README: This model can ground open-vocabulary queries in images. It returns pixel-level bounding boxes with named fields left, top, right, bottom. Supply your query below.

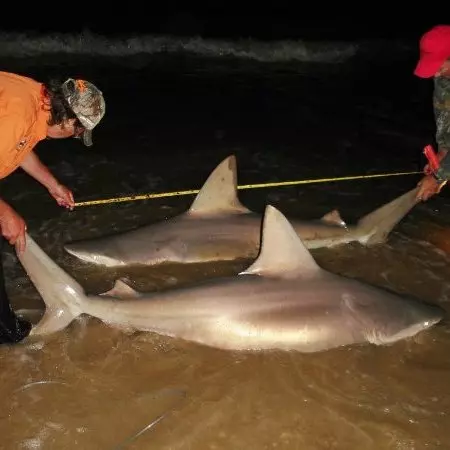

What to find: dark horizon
left=1, top=10, right=443, bottom=41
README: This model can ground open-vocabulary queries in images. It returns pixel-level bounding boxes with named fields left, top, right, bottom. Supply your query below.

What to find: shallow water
left=1, top=50, right=450, bottom=449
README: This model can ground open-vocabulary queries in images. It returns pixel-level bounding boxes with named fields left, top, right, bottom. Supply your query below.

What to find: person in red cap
left=414, top=25, right=450, bottom=201
left=0, top=71, right=105, bottom=344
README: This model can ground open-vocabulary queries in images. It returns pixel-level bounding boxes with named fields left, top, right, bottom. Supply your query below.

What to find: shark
left=64, top=155, right=420, bottom=268
left=17, top=205, right=444, bottom=353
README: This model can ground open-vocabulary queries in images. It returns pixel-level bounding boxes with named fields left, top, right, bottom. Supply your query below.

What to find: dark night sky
left=0, top=7, right=443, bottom=41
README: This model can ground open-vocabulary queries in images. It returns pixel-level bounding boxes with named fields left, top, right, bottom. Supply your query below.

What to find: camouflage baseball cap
left=62, top=78, right=105, bottom=147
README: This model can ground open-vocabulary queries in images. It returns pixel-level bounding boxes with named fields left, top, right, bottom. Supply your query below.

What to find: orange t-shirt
left=0, top=71, right=50, bottom=179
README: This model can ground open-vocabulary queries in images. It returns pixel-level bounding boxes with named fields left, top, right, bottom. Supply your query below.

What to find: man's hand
left=0, top=204, right=27, bottom=254
left=416, top=175, right=445, bottom=201
left=424, top=149, right=448, bottom=175
left=19, top=151, right=75, bottom=210
left=48, top=184, right=75, bottom=210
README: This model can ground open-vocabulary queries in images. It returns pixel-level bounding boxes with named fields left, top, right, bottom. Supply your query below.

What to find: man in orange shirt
left=0, top=71, right=105, bottom=344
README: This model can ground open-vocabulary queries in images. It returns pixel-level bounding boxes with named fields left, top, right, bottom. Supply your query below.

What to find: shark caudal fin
left=356, top=186, right=420, bottom=246
left=16, top=233, right=86, bottom=336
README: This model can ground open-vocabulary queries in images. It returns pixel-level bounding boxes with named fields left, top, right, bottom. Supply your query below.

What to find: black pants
left=0, top=237, right=31, bottom=343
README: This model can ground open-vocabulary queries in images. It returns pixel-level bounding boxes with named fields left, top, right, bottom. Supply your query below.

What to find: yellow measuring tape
left=74, top=170, right=422, bottom=207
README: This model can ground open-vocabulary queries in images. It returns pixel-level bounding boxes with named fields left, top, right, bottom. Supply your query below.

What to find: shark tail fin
left=356, top=186, right=420, bottom=246
left=16, top=233, right=86, bottom=336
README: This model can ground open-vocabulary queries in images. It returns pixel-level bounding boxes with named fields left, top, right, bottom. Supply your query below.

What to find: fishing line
left=74, top=170, right=421, bottom=207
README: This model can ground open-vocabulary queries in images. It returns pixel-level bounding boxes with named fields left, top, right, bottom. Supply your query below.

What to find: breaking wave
left=0, top=30, right=416, bottom=64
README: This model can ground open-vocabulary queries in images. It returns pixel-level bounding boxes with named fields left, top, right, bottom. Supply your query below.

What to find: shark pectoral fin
left=320, top=209, right=347, bottom=228
left=356, top=186, right=420, bottom=245
left=240, top=205, right=322, bottom=279
left=100, top=278, right=142, bottom=299
left=188, top=155, right=251, bottom=215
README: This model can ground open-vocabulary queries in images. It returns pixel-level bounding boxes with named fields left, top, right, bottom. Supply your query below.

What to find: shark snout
left=394, top=302, right=446, bottom=343
left=421, top=304, right=446, bottom=329
left=64, top=243, right=123, bottom=267
left=64, top=243, right=92, bottom=261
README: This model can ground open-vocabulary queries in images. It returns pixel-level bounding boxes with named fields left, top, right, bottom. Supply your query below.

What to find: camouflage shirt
left=434, top=76, right=450, bottom=178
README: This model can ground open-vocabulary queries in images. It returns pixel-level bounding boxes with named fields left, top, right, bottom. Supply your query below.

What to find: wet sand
left=0, top=54, right=449, bottom=449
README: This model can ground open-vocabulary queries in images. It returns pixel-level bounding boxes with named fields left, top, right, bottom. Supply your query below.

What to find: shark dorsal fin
left=240, top=205, right=321, bottom=279
left=321, top=209, right=347, bottom=227
left=188, top=155, right=250, bottom=215
left=100, top=278, right=141, bottom=299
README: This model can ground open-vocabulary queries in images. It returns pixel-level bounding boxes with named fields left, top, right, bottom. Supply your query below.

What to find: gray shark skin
left=17, top=205, right=444, bottom=353
left=63, top=156, right=421, bottom=268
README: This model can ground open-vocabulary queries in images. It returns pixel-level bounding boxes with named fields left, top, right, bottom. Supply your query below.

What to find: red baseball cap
left=414, top=25, right=450, bottom=78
